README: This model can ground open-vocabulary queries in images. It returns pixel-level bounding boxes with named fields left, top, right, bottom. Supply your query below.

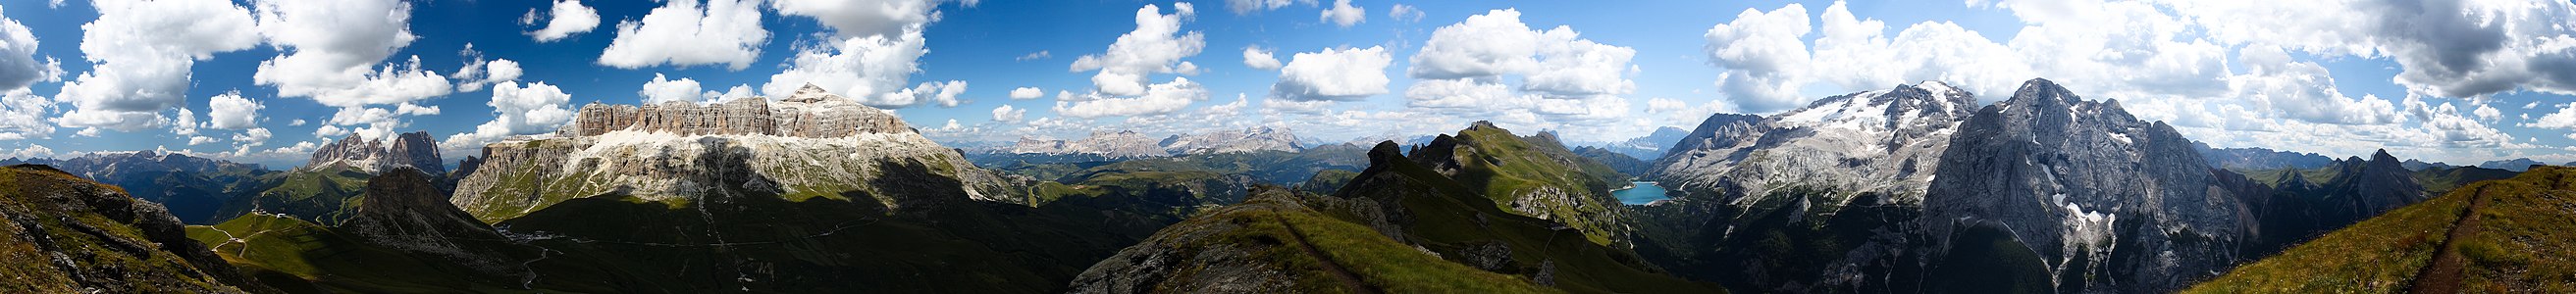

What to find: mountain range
left=1, top=78, right=2557, bottom=293
left=1005, top=126, right=1304, bottom=160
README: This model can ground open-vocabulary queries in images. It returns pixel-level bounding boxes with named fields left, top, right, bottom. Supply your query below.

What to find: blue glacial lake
left=1611, top=181, right=1670, bottom=205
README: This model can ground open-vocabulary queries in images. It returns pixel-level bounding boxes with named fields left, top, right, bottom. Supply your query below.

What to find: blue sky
left=0, top=0, right=2571, bottom=168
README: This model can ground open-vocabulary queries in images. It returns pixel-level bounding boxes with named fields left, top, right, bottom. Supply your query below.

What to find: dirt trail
left=2408, top=185, right=2492, bottom=294
left=1273, top=211, right=1383, bottom=294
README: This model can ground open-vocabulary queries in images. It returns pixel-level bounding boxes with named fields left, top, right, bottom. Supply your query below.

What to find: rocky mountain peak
left=304, top=131, right=444, bottom=174
left=2007, top=77, right=2077, bottom=105
left=1916, top=77, right=2256, bottom=293
left=342, top=167, right=523, bottom=273
left=783, top=82, right=839, bottom=103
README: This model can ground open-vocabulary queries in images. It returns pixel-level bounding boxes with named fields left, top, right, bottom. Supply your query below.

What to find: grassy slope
left=1343, top=141, right=1724, bottom=293
left=1152, top=189, right=1557, bottom=293
left=1434, top=125, right=1632, bottom=244
left=185, top=213, right=639, bottom=293
left=2191, top=166, right=2576, bottom=293
left=0, top=165, right=253, bottom=293
left=208, top=167, right=373, bottom=225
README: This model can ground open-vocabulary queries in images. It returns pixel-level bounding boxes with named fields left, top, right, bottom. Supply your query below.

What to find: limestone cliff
left=451, top=83, right=1015, bottom=222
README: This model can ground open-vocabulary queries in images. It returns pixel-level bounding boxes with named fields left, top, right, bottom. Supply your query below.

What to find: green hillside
left=2192, top=166, right=2576, bottom=293
left=1336, top=139, right=1720, bottom=293
left=0, top=165, right=268, bottom=293
left=1072, top=186, right=1556, bottom=293
left=1407, top=122, right=1633, bottom=244
left=208, top=167, right=376, bottom=225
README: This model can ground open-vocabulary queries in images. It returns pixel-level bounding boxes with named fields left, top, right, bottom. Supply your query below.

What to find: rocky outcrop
left=1910, top=78, right=2259, bottom=293
left=304, top=131, right=445, bottom=175
left=340, top=168, right=531, bottom=274
left=451, top=84, right=1015, bottom=222
left=0, top=165, right=267, bottom=293
left=557, top=84, right=911, bottom=138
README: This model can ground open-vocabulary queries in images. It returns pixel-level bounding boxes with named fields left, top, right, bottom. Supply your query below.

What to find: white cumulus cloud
left=526, top=0, right=602, bottom=42
left=206, top=92, right=262, bottom=129
left=1398, top=9, right=1643, bottom=132
left=1320, top=0, right=1364, bottom=27
left=444, top=81, right=575, bottom=151
left=1010, top=86, right=1043, bottom=99
left=763, top=0, right=973, bottom=109
left=991, top=104, right=1025, bottom=122
left=1272, top=46, right=1391, bottom=101
left=54, top=0, right=261, bottom=132
left=598, top=0, right=769, bottom=70
left=1056, top=77, right=1208, bottom=119
left=1071, top=3, right=1204, bottom=97
left=640, top=74, right=709, bottom=104
left=251, top=0, right=449, bottom=108
left=1242, top=46, right=1282, bottom=71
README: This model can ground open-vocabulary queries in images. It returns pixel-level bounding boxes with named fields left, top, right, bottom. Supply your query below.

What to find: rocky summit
left=305, top=131, right=446, bottom=174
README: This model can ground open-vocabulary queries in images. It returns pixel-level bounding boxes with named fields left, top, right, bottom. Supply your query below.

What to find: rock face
left=1911, top=78, right=2258, bottom=293
left=305, top=131, right=446, bottom=174
left=451, top=84, right=1015, bottom=222
left=557, top=83, right=911, bottom=138
left=0, top=165, right=266, bottom=293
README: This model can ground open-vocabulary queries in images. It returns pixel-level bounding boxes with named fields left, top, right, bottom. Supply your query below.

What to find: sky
left=0, top=0, right=2571, bottom=168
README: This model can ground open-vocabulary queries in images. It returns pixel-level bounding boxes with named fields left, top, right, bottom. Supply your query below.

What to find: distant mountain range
left=0, top=151, right=274, bottom=223
left=2475, top=158, right=2550, bottom=172
left=2197, top=143, right=2338, bottom=171
left=1004, top=126, right=1304, bottom=159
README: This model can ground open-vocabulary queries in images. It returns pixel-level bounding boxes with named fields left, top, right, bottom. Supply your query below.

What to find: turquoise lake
left=1611, top=181, right=1670, bottom=205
